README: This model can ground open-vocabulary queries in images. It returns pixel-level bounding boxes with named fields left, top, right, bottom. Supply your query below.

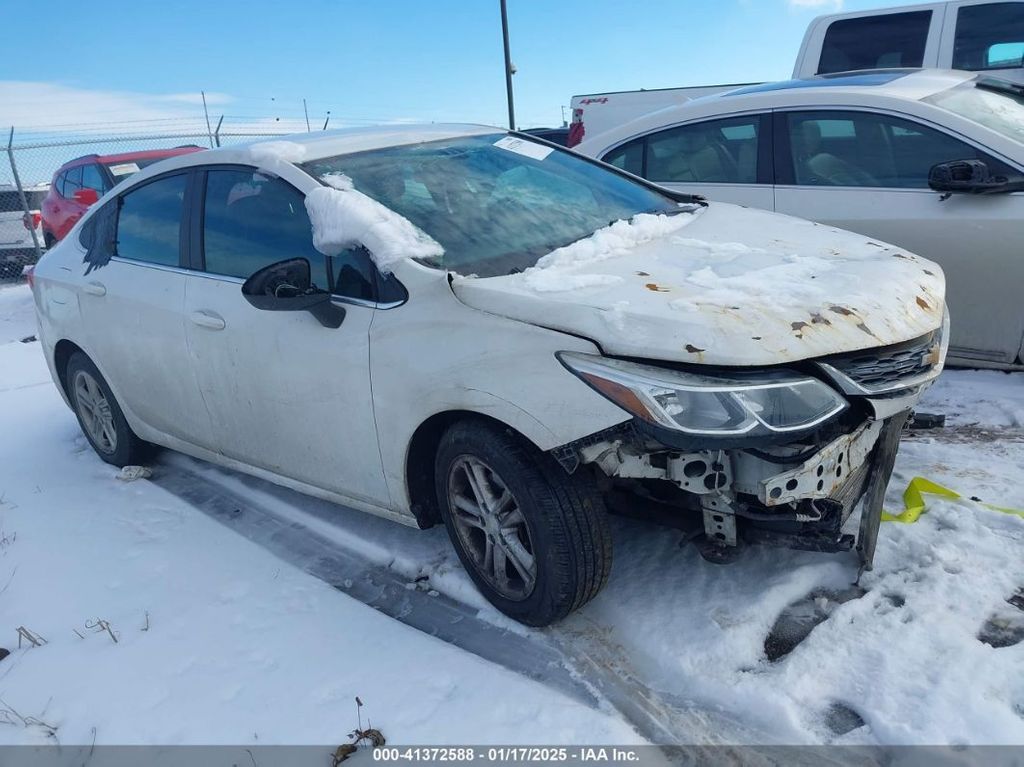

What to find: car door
left=75, top=171, right=216, bottom=448
left=772, top=108, right=1024, bottom=365
left=600, top=113, right=774, bottom=210
left=182, top=165, right=391, bottom=507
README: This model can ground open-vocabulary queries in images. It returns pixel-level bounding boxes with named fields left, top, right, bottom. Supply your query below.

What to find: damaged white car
left=30, top=125, right=948, bottom=626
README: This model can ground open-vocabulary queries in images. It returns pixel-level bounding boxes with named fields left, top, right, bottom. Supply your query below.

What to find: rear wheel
left=66, top=352, right=152, bottom=467
left=435, top=420, right=612, bottom=626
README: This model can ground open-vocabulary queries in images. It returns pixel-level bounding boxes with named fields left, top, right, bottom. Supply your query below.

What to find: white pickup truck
left=568, top=0, right=1024, bottom=145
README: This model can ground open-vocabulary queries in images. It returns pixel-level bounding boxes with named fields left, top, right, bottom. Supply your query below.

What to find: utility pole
left=303, top=98, right=311, bottom=132
left=500, top=0, right=516, bottom=130
left=201, top=91, right=214, bottom=148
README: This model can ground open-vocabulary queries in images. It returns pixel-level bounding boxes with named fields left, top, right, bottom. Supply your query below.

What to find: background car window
left=643, top=116, right=759, bottom=183
left=202, top=169, right=325, bottom=283
left=953, top=2, right=1024, bottom=70
left=602, top=139, right=645, bottom=176
left=82, top=164, right=107, bottom=194
left=817, top=11, right=931, bottom=74
left=63, top=166, right=83, bottom=199
left=784, top=111, right=1000, bottom=188
left=54, top=171, right=67, bottom=198
left=116, top=174, right=186, bottom=266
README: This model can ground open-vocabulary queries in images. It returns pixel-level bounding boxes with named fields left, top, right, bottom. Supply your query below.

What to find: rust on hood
left=645, top=283, right=670, bottom=292
left=916, top=296, right=931, bottom=311
left=829, top=305, right=856, bottom=317
left=810, top=312, right=832, bottom=326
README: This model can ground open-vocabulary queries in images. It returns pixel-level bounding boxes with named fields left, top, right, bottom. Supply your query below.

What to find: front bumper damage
left=555, top=409, right=911, bottom=569
left=551, top=329, right=945, bottom=568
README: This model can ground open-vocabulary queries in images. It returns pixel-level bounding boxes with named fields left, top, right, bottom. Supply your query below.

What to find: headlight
left=559, top=352, right=848, bottom=437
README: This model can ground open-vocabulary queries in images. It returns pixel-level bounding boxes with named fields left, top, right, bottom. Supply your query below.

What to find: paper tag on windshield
left=108, top=163, right=140, bottom=176
left=493, top=136, right=553, bottom=161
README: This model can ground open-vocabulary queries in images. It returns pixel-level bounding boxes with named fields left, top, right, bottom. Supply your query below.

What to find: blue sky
left=2, top=0, right=903, bottom=135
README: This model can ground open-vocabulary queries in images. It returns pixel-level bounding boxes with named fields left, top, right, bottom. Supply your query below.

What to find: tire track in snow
left=150, top=453, right=764, bottom=748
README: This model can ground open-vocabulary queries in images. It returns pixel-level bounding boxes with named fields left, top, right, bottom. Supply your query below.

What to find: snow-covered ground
left=0, top=281, right=1022, bottom=746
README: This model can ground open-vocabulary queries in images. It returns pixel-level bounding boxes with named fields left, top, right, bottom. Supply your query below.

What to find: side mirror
left=73, top=188, right=100, bottom=206
left=241, top=258, right=346, bottom=329
left=928, top=159, right=1009, bottom=194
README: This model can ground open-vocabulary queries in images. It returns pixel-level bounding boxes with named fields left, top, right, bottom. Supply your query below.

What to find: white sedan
left=32, top=125, right=947, bottom=625
left=576, top=70, right=1024, bottom=369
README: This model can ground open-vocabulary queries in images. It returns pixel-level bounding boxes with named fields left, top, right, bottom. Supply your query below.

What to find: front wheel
left=435, top=420, right=612, bottom=626
left=66, top=352, right=152, bottom=467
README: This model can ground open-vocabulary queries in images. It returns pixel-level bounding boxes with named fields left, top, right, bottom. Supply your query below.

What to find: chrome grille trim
left=818, top=332, right=943, bottom=395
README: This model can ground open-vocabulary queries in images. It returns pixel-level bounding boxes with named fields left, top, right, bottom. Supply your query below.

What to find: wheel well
left=406, top=411, right=538, bottom=529
left=53, top=339, right=85, bottom=397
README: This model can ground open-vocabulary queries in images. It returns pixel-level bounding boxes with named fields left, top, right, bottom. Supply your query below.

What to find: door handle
left=83, top=281, right=106, bottom=296
left=189, top=310, right=226, bottom=330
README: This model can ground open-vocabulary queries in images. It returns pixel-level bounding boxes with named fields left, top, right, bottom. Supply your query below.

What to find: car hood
left=450, top=203, right=946, bottom=367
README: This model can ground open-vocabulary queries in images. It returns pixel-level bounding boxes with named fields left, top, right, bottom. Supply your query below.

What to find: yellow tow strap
left=881, top=476, right=1024, bottom=524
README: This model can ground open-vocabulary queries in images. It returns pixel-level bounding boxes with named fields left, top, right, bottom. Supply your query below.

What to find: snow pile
left=0, top=283, right=36, bottom=344
left=247, top=140, right=308, bottom=165
left=304, top=173, right=443, bottom=273
left=520, top=209, right=701, bottom=293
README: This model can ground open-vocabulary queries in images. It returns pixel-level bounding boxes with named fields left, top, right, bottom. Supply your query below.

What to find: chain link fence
left=2, top=127, right=291, bottom=282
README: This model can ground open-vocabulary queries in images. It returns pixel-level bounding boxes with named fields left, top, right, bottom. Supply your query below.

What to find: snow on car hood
left=451, top=203, right=946, bottom=367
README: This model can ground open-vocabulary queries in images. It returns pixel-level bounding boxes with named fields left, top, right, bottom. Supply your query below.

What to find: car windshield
left=301, top=134, right=682, bottom=277
left=924, top=78, right=1024, bottom=145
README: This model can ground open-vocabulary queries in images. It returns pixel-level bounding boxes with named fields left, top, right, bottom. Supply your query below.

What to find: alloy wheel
left=446, top=455, right=537, bottom=600
left=73, top=370, right=118, bottom=454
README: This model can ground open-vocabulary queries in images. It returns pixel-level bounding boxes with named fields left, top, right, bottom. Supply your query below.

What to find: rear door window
left=201, top=168, right=327, bottom=282
left=644, top=116, right=761, bottom=183
left=116, top=174, right=187, bottom=266
left=953, top=2, right=1024, bottom=70
left=817, top=11, right=932, bottom=74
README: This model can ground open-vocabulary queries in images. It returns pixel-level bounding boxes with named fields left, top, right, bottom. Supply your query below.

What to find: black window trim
left=771, top=105, right=1024, bottom=188
left=599, top=111, right=775, bottom=186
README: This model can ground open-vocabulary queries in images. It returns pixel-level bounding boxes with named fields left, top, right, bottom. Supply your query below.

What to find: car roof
left=726, top=70, right=917, bottom=96
left=715, top=68, right=975, bottom=102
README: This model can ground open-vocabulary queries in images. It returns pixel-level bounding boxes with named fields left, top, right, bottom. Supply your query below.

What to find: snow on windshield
left=305, top=173, right=444, bottom=273
left=520, top=209, right=703, bottom=293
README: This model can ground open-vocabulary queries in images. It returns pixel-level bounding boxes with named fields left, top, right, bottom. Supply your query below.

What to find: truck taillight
left=22, top=212, right=41, bottom=230
left=567, top=108, right=585, bottom=148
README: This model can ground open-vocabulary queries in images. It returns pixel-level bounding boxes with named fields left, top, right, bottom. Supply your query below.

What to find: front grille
left=822, top=332, right=940, bottom=394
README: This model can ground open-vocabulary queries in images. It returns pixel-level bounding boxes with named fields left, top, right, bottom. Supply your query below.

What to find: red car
left=41, top=146, right=204, bottom=245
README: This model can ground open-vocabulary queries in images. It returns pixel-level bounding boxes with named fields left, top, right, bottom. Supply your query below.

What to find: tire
left=435, top=420, right=612, bottom=626
left=65, top=352, right=153, bottom=467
